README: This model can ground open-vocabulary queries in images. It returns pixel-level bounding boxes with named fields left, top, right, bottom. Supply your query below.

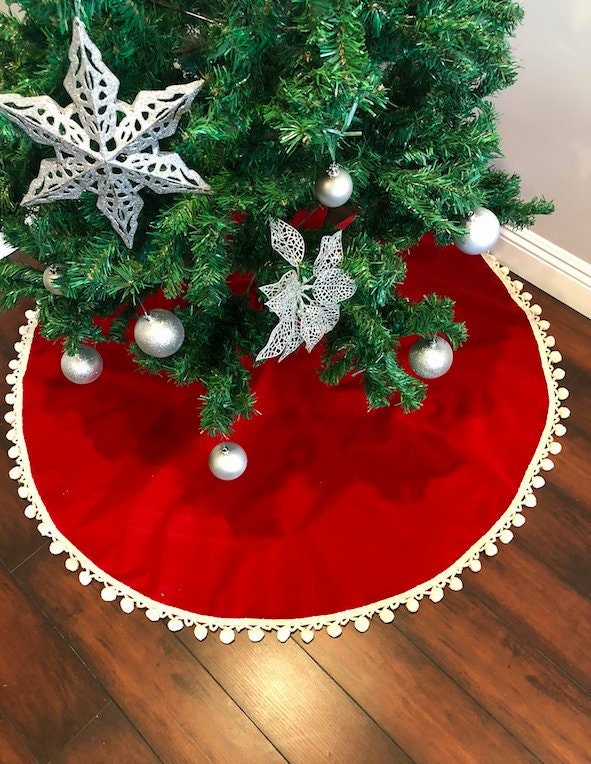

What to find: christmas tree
left=0, top=0, right=551, bottom=436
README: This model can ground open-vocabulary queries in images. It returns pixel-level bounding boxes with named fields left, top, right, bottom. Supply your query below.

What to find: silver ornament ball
left=314, top=164, right=353, bottom=208
left=134, top=309, right=185, bottom=358
left=61, top=344, right=103, bottom=384
left=209, top=442, right=248, bottom=481
left=455, top=207, right=500, bottom=255
left=408, top=336, right=453, bottom=379
left=42, top=265, right=64, bottom=295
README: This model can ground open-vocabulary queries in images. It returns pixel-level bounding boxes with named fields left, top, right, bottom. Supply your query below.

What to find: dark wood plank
left=297, top=622, right=535, bottom=763
left=523, top=283, right=591, bottom=377
left=470, top=541, right=591, bottom=689
left=0, top=561, right=109, bottom=762
left=0, top=302, right=31, bottom=357
left=0, top=716, right=37, bottom=764
left=178, top=629, right=412, bottom=763
left=545, top=428, right=591, bottom=516
left=556, top=363, right=591, bottom=460
left=15, top=548, right=286, bottom=764
left=0, top=445, right=46, bottom=570
left=518, top=483, right=591, bottom=597
left=52, top=702, right=161, bottom=764
left=394, top=588, right=591, bottom=762
left=0, top=304, right=48, bottom=570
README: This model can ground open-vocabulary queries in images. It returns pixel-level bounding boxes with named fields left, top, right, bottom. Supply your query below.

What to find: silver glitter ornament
left=0, top=17, right=210, bottom=248
left=134, top=309, right=185, bottom=358
left=455, top=207, right=500, bottom=255
left=314, top=164, right=353, bottom=208
left=61, top=344, right=103, bottom=384
left=42, top=264, right=64, bottom=295
left=208, top=442, right=248, bottom=481
left=408, top=336, right=453, bottom=379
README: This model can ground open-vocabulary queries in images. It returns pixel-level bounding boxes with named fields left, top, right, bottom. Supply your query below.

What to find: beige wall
left=496, top=0, right=591, bottom=262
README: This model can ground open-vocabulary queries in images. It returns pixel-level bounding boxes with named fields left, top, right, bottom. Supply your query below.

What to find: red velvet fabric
left=21, top=238, right=549, bottom=619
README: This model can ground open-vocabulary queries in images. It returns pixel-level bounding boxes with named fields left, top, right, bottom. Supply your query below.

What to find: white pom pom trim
left=1, top=256, right=567, bottom=643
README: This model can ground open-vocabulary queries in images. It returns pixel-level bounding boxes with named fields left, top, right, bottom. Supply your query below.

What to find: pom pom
left=379, top=608, right=395, bottom=623
left=120, top=597, right=135, bottom=613
left=499, top=529, right=514, bottom=544
left=100, top=586, right=118, bottom=602
left=49, top=540, right=64, bottom=555
left=326, top=623, right=343, bottom=638
left=219, top=628, right=235, bottom=643
left=429, top=587, right=444, bottom=603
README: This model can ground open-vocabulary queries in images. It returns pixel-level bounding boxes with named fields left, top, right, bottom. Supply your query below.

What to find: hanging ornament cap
left=314, top=164, right=353, bottom=208
left=134, top=309, right=185, bottom=358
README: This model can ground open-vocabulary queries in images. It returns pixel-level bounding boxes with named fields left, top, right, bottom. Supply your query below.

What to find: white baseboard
left=494, top=227, right=591, bottom=320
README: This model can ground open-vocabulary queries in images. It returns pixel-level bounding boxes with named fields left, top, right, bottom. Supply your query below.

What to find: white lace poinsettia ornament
left=256, top=219, right=357, bottom=362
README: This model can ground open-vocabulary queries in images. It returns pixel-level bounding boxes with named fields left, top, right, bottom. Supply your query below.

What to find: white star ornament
left=0, top=17, right=210, bottom=248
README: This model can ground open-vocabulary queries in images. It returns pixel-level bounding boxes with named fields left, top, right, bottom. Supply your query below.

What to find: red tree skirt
left=5, top=240, right=569, bottom=642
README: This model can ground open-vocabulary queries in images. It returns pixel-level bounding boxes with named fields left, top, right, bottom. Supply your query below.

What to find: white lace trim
left=4, top=255, right=568, bottom=644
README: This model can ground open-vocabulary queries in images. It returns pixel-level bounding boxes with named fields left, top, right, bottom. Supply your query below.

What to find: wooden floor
left=0, top=280, right=589, bottom=764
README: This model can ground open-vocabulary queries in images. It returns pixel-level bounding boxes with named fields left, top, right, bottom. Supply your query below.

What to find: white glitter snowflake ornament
left=256, top=220, right=357, bottom=362
left=0, top=17, right=210, bottom=248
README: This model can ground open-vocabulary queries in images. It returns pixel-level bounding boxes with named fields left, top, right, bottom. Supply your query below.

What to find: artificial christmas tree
left=0, top=0, right=552, bottom=438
